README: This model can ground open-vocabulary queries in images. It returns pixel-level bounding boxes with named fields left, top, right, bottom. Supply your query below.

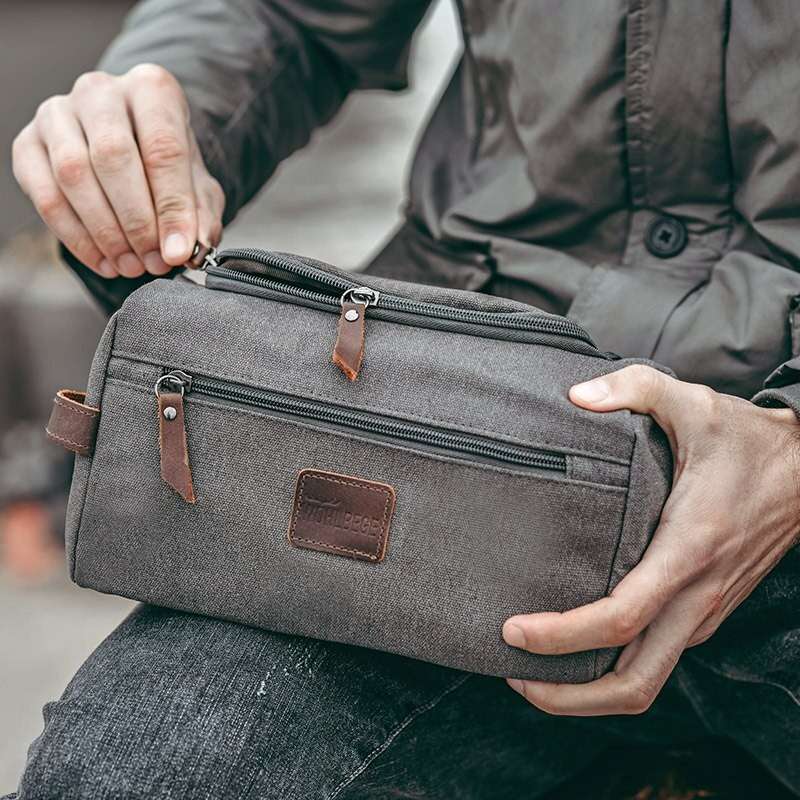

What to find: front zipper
left=200, top=248, right=600, bottom=356
left=156, top=370, right=567, bottom=476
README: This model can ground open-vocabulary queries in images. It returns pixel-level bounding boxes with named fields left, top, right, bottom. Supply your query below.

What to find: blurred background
left=0, top=0, right=460, bottom=788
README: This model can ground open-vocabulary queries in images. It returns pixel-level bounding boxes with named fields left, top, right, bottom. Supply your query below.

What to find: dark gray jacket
left=71, top=0, right=800, bottom=411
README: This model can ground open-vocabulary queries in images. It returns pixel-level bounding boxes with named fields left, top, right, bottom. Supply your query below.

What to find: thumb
left=569, top=364, right=680, bottom=422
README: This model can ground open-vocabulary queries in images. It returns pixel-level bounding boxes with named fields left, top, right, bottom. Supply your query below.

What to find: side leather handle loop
left=46, top=389, right=100, bottom=456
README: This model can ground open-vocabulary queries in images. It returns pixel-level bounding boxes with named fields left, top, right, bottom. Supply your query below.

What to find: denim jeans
left=5, top=547, right=799, bottom=799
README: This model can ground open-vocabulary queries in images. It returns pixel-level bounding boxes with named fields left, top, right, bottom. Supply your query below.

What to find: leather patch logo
left=288, top=469, right=396, bottom=562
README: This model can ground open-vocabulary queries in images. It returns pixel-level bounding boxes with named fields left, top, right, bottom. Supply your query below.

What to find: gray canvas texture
left=65, top=262, right=672, bottom=682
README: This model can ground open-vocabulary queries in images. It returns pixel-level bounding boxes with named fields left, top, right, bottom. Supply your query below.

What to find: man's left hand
left=502, top=364, right=800, bottom=716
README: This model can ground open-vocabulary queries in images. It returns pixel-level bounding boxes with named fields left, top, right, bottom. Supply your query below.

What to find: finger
left=126, top=65, right=197, bottom=265
left=37, top=93, right=144, bottom=277
left=503, top=518, right=695, bottom=654
left=569, top=365, right=684, bottom=435
left=186, top=153, right=224, bottom=272
left=12, top=128, right=115, bottom=277
left=508, top=592, right=700, bottom=716
left=141, top=250, right=172, bottom=276
left=191, top=138, right=225, bottom=249
left=73, top=76, right=160, bottom=266
left=196, top=189, right=223, bottom=251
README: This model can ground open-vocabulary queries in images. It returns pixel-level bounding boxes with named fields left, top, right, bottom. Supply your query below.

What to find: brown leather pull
left=333, top=301, right=366, bottom=381
left=158, top=392, right=196, bottom=503
left=46, top=390, right=100, bottom=456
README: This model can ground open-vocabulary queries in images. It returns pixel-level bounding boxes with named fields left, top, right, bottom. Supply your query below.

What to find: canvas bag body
left=58, top=251, right=671, bottom=682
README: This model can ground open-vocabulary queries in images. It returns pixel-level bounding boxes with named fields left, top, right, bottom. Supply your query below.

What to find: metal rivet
left=344, top=308, right=360, bottom=322
left=163, top=406, right=177, bottom=421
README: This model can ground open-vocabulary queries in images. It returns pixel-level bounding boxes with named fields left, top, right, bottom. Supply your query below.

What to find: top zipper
left=199, top=247, right=604, bottom=380
left=202, top=248, right=595, bottom=341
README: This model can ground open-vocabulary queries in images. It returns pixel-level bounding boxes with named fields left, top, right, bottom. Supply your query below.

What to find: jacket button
left=645, top=215, right=688, bottom=258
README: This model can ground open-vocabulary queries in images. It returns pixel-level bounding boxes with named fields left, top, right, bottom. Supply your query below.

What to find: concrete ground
left=0, top=1, right=459, bottom=791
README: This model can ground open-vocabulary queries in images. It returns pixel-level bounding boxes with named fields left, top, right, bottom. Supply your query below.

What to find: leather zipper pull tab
left=155, top=373, right=196, bottom=503
left=333, top=286, right=379, bottom=381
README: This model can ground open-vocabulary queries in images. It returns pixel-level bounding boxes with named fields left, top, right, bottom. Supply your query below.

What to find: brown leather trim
left=288, top=469, right=396, bottom=562
left=45, top=389, right=100, bottom=457
left=158, top=391, right=196, bottom=503
left=332, top=301, right=366, bottom=381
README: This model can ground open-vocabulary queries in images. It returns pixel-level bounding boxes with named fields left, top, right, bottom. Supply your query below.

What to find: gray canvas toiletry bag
left=47, top=248, right=671, bottom=682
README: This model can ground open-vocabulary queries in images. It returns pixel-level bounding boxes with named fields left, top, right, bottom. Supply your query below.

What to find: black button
left=645, top=215, right=688, bottom=258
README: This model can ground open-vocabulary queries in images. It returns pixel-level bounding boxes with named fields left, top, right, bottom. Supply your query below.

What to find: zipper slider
left=333, top=286, right=379, bottom=381
left=155, top=370, right=193, bottom=395
left=186, top=242, right=219, bottom=271
left=154, top=371, right=196, bottom=503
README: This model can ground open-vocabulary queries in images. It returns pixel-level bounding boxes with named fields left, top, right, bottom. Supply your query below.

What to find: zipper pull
left=154, top=372, right=196, bottom=503
left=333, top=286, right=379, bottom=381
left=186, top=241, right=219, bottom=271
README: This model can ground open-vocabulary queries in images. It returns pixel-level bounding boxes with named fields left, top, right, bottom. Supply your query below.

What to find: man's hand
left=502, top=364, right=800, bottom=716
left=12, top=64, right=224, bottom=278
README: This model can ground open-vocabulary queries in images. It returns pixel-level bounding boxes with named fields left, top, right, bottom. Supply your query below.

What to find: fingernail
left=144, top=251, right=169, bottom=274
left=571, top=379, right=610, bottom=403
left=163, top=233, right=188, bottom=262
left=507, top=679, right=525, bottom=695
left=97, top=259, right=115, bottom=278
left=117, top=252, right=142, bottom=276
left=503, top=622, right=526, bottom=649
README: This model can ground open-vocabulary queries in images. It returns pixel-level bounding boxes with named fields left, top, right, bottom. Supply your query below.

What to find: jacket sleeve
left=69, top=0, right=432, bottom=313
left=752, top=359, right=800, bottom=418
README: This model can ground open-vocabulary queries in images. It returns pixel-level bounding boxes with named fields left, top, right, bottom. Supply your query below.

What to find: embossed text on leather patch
left=288, top=469, right=396, bottom=562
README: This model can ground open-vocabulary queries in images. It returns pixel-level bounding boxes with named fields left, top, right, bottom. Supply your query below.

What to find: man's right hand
left=12, top=63, right=224, bottom=279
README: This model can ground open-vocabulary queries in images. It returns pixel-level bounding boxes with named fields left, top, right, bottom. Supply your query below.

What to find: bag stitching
left=290, top=538, right=379, bottom=559
left=54, top=395, right=99, bottom=417
left=594, top=426, right=639, bottom=679
left=45, top=428, right=90, bottom=452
